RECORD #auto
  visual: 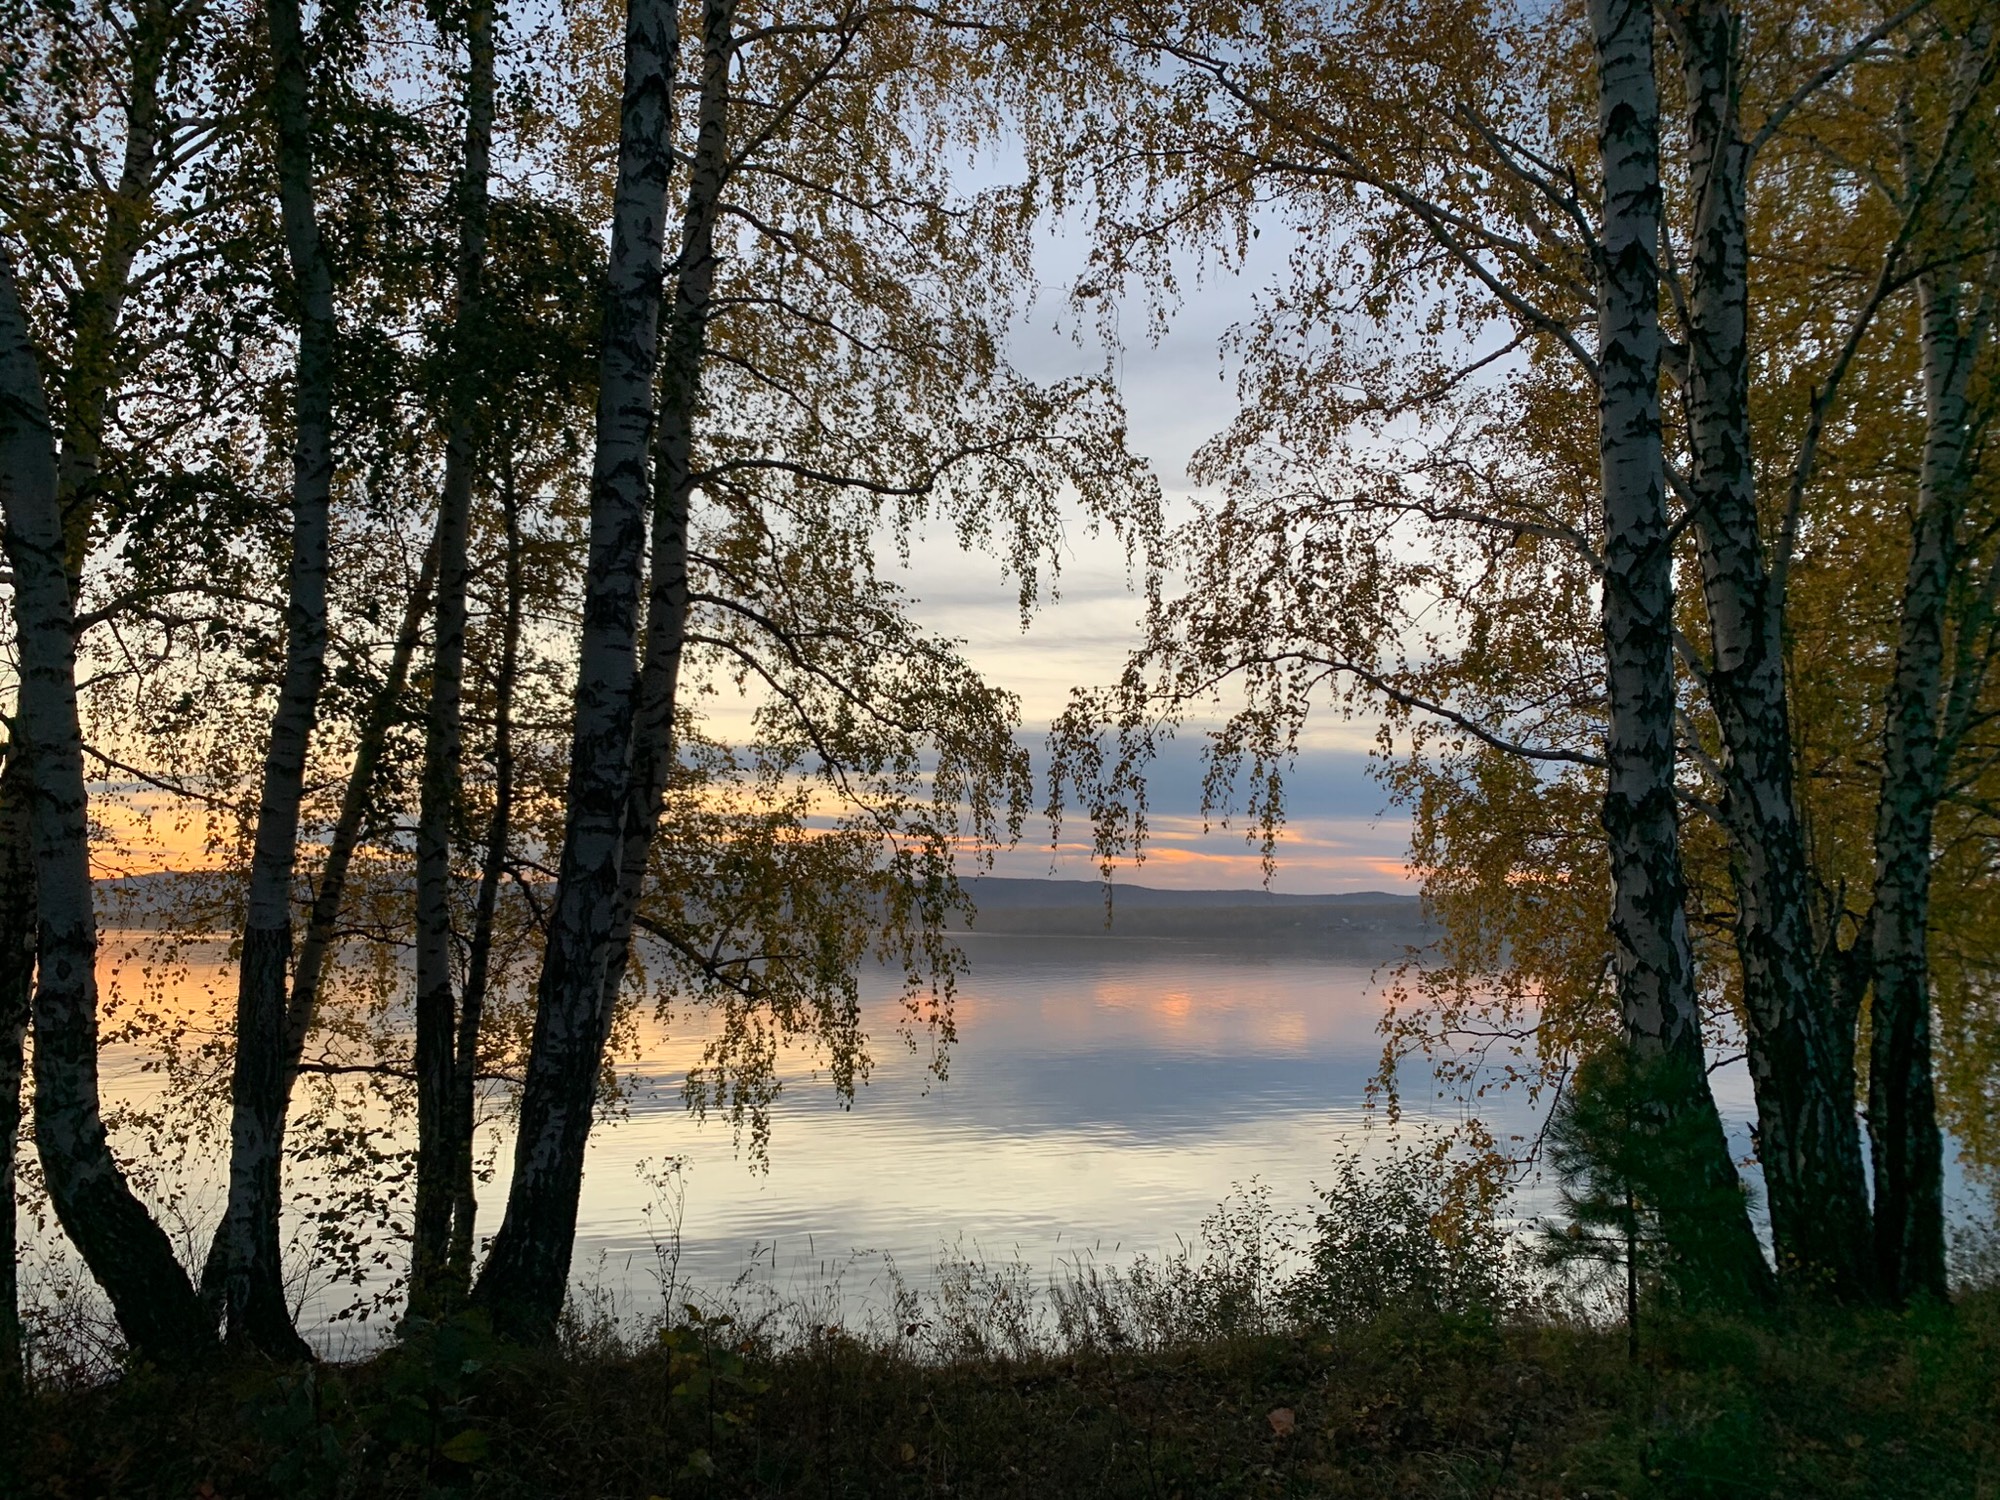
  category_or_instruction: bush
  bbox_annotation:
[1050,1179,1294,1352]
[1284,1142,1515,1330]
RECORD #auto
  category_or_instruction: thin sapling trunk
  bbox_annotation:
[412,0,497,1316]
[444,447,526,1296]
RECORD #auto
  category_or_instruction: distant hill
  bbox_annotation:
[94,871,234,929]
[93,871,1432,956]
[952,876,1429,953]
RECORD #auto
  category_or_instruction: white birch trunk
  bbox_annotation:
[1670,0,1873,1296]
[217,0,338,1359]
[1590,0,1768,1300]
[0,751,34,1386]
[470,0,680,1338]
[1,252,214,1362]
[599,0,734,1008]
[1867,242,1984,1309]
[1865,16,1993,1305]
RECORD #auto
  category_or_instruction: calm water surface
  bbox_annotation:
[561,932,1546,1316]
[70,928,1793,1346]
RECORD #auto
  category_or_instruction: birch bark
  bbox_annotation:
[1,252,215,1362]
[1855,11,1999,1305]
[1590,0,1768,1300]
[57,0,166,583]
[599,0,734,1008]
[412,0,497,1314]
[1863,14,1998,1305]
[1867,249,1988,1307]
[1669,0,1873,1296]
[196,541,439,1310]
[8,27,172,1353]
[470,0,679,1338]
[0,752,33,1387]
[217,0,338,1359]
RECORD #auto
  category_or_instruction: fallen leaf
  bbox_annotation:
[1268,1407,1296,1438]
[900,1442,916,1463]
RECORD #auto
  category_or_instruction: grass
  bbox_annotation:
[10,1169,2000,1497]
[5,1286,1997,1498]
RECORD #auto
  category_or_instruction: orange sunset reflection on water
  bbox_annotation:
[64,924,1522,1345]
[579,933,1489,1322]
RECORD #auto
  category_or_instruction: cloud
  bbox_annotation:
[984,813,1414,893]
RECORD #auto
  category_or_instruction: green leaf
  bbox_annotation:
[680,1449,717,1479]
[439,1427,491,1465]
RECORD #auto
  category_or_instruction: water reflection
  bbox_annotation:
[56,921,1990,1350]
[573,933,1527,1311]
[70,928,1531,1339]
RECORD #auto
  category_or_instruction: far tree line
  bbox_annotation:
[0,0,1993,1373]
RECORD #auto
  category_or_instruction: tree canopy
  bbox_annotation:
[0,0,1993,1363]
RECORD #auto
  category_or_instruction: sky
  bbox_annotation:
[87,211,1416,895]
[875,219,1415,894]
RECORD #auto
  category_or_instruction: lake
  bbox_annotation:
[47,881,1940,1353]
[578,930,1499,1318]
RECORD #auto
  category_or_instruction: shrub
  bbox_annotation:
[1284,1142,1515,1330]
[1049,1179,1294,1352]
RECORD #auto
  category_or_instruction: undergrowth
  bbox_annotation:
[5,1154,1998,1498]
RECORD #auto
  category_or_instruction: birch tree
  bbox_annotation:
[465,0,682,1338]
[0,0,1168,1351]
[1,251,216,1362]
[468,0,1158,1335]
[409,0,498,1316]
[1664,0,1875,1294]
[1855,5,1998,1300]
[1586,0,1769,1296]
[1034,0,1994,1297]
[1,0,253,1363]
[216,0,341,1359]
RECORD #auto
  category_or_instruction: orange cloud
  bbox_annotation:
[981,815,1416,892]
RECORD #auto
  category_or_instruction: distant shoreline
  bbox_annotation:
[92,871,1430,953]
[951,876,1427,952]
